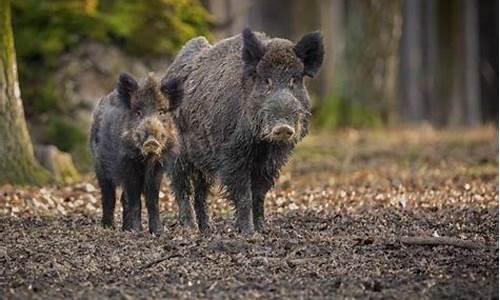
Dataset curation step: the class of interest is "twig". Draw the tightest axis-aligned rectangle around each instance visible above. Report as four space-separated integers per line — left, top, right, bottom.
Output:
250 256 326 266
141 253 180 270
287 257 326 265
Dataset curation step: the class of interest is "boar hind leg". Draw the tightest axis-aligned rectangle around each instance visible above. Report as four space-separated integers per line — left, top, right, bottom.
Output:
193 172 211 232
97 175 116 228
171 159 196 229
145 164 163 235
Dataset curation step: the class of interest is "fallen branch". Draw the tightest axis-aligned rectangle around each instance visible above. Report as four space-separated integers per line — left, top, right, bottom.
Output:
348 235 488 250
141 253 180 270
397 236 484 250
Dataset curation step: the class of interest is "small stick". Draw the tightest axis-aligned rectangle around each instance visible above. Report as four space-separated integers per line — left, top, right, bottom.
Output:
141 253 180 270
250 256 325 265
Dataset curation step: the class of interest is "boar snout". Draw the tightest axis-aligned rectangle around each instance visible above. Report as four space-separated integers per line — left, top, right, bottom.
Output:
135 117 167 156
271 124 295 141
142 137 162 155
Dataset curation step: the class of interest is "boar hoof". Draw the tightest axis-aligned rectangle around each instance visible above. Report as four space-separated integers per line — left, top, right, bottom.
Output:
149 226 163 236
101 219 114 229
149 221 163 236
122 222 142 232
236 223 255 236
198 223 213 234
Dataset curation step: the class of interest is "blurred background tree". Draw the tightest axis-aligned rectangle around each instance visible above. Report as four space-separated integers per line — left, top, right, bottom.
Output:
7 0 499 174
0 0 51 184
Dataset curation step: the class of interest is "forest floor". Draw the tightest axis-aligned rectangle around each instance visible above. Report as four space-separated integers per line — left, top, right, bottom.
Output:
0 127 498 299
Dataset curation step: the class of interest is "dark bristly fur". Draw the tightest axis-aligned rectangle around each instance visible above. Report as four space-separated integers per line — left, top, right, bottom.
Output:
90 73 183 234
163 28 324 234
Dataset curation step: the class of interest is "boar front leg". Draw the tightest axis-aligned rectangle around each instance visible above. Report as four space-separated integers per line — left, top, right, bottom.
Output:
251 178 273 232
96 170 116 228
227 176 254 235
122 175 143 231
145 164 163 235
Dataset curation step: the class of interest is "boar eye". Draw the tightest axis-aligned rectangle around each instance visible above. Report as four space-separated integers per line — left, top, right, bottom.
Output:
135 109 142 117
158 109 166 117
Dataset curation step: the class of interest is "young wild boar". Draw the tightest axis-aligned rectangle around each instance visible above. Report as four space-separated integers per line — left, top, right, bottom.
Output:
163 28 324 234
90 73 183 234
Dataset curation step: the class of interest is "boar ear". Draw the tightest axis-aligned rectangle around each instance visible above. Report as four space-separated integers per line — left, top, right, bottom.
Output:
242 28 265 77
117 73 138 108
160 77 183 111
294 31 324 78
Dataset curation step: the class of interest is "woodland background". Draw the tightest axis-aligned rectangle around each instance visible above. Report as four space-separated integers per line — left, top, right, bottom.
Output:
7 0 498 178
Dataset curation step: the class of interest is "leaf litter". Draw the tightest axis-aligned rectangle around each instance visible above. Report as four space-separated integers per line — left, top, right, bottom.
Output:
0 127 498 299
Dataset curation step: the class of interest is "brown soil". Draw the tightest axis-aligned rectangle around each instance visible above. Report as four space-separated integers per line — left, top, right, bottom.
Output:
0 127 498 299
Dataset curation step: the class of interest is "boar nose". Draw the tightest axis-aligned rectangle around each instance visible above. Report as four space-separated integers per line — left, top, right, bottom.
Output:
272 125 295 141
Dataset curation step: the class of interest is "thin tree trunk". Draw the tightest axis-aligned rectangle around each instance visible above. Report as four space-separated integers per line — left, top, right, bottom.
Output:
384 1 402 125
401 0 424 123
463 0 481 126
448 0 465 126
319 0 345 100
0 0 51 185
423 0 440 125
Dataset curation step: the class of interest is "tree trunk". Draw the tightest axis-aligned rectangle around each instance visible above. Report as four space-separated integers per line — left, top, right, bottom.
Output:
0 0 51 185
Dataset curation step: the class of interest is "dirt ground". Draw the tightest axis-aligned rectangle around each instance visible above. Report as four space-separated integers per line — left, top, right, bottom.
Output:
0 127 498 299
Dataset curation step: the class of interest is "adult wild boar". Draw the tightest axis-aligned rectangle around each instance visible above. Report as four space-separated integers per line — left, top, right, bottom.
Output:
164 28 324 234
90 73 183 234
